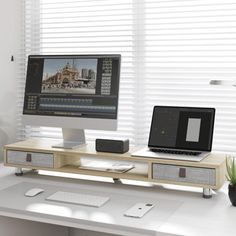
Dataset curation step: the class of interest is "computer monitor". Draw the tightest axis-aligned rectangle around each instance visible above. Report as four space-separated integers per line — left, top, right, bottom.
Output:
23 54 121 148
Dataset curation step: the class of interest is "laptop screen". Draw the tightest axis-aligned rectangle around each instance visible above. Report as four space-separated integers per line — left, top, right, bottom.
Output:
148 106 215 151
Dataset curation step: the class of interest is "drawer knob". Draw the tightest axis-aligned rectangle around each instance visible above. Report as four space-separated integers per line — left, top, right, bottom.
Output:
179 168 186 178
26 153 32 162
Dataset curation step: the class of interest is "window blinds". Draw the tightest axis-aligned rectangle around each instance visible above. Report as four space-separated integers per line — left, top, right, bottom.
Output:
18 0 236 152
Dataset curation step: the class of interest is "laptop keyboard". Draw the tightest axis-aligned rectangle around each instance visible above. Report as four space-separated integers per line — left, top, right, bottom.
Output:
150 149 201 156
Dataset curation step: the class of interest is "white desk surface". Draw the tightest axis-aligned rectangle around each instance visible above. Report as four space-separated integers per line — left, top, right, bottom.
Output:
0 164 235 236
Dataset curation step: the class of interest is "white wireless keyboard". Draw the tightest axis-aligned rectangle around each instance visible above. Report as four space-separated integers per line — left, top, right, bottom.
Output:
46 191 110 207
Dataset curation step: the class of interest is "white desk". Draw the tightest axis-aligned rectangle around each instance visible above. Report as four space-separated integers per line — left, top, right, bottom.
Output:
0 164 235 236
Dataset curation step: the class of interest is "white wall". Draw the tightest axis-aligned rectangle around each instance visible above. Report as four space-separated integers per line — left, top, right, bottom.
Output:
0 0 20 161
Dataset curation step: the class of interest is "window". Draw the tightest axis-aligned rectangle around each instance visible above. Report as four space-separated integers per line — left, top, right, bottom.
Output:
19 0 236 152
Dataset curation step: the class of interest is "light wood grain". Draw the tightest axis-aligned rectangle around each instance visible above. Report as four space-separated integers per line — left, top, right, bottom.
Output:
4 138 227 190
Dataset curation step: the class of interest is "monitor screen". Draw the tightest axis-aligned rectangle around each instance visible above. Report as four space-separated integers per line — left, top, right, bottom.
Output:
23 55 120 120
148 106 215 151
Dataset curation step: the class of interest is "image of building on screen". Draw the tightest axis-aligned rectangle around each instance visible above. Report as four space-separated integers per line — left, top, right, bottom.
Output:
42 58 97 94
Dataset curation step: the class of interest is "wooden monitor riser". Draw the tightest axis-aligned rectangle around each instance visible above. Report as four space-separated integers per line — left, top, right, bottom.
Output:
4 138 227 198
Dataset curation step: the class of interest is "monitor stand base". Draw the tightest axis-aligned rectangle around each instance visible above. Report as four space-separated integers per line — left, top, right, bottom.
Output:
52 128 86 149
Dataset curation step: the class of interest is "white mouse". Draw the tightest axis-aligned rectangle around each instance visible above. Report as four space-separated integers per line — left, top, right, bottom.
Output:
25 188 44 197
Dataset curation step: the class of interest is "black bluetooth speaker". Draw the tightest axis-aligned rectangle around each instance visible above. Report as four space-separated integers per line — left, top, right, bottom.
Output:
95 139 129 154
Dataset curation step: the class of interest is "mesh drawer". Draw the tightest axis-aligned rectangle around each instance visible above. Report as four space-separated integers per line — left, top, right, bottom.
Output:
7 150 54 168
152 163 216 186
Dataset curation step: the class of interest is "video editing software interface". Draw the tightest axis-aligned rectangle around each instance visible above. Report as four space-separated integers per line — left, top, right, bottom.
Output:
23 55 120 119
148 106 215 151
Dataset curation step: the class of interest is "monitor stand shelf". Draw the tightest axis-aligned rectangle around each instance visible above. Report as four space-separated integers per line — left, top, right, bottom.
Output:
4 138 226 199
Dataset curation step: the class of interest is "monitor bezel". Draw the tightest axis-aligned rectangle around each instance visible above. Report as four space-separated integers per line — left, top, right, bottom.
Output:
22 54 121 131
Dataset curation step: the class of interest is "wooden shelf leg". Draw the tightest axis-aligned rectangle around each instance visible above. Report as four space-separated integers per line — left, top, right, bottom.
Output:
15 168 23 176
203 188 212 199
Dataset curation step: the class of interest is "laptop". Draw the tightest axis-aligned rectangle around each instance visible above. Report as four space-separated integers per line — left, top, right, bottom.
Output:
132 106 215 162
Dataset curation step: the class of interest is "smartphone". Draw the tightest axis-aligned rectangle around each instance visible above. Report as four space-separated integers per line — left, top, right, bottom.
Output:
124 203 154 218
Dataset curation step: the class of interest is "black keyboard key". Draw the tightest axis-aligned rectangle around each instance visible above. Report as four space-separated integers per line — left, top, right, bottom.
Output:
150 149 201 156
